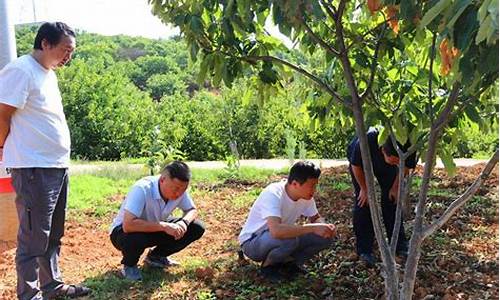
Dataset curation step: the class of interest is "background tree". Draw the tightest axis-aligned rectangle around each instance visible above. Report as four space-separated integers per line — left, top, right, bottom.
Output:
12 22 496 163
148 0 498 298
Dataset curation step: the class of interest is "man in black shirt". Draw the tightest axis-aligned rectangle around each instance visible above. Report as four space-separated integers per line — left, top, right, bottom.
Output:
347 127 417 266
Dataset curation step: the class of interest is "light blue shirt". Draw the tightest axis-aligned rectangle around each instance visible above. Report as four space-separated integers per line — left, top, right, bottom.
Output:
110 175 195 232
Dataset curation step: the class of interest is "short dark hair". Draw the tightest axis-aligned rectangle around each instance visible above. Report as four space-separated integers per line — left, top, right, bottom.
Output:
34 22 75 50
161 161 191 182
382 138 411 157
287 161 321 184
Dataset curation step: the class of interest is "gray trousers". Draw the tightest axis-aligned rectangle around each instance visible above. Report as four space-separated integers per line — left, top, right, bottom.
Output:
11 168 68 300
241 228 334 266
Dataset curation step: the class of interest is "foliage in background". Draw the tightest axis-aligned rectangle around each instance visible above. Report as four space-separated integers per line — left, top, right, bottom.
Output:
58 59 158 160
13 24 496 161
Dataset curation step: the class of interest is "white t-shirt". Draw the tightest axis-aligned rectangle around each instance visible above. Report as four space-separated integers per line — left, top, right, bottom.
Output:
238 180 319 245
110 175 196 232
0 55 71 168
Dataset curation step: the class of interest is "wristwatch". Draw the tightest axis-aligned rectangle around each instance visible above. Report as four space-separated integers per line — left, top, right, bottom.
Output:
180 218 190 227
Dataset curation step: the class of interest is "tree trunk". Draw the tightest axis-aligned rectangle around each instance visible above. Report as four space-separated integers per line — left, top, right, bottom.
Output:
335 1 399 298
400 84 460 298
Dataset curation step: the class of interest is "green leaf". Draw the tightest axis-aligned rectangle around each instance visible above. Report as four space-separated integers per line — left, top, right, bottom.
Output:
408 127 421 145
464 105 482 124
256 10 269 24
476 15 492 44
222 60 233 88
419 0 452 29
311 1 325 20
197 54 211 84
224 0 235 17
378 126 390 146
272 4 285 26
212 53 224 86
477 42 499 75
393 117 408 144
189 42 199 62
446 0 472 30
258 62 279 84
454 7 478 52
387 69 398 80
190 16 205 36
354 51 370 68
459 44 476 83
400 0 417 22
222 18 236 43
439 148 456 177
478 0 492 22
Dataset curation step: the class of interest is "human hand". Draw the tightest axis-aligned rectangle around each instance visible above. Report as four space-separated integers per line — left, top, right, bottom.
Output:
313 224 336 238
162 222 183 240
357 189 368 207
326 223 337 238
176 220 188 236
389 185 399 203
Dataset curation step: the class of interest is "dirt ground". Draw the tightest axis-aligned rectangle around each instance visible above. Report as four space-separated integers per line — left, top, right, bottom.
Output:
0 164 498 299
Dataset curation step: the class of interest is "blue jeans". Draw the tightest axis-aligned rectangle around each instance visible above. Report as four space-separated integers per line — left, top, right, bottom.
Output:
11 168 68 300
241 228 334 266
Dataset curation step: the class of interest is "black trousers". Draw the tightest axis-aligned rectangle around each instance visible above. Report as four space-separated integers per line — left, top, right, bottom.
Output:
110 217 205 266
349 166 407 255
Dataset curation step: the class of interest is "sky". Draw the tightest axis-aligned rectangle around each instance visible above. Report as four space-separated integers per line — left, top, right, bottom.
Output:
10 0 291 45
11 0 179 39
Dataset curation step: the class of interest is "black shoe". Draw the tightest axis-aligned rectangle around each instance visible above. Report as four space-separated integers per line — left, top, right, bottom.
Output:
283 262 308 276
359 253 376 268
260 265 286 283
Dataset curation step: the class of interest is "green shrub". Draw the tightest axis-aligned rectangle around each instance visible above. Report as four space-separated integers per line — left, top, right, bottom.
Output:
59 59 158 160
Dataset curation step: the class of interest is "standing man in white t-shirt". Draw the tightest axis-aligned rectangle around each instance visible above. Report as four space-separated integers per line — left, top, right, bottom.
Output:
239 161 336 282
0 23 90 300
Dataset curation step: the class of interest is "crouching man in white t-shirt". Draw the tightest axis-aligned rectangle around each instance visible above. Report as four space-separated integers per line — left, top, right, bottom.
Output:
238 161 336 282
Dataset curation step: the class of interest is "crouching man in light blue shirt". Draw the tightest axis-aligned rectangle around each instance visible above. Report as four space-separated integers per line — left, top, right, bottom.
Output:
110 161 205 281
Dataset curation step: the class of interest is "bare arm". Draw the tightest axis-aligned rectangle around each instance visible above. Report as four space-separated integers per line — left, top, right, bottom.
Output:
180 208 197 224
352 164 369 207
122 210 183 239
0 103 16 146
267 216 334 239
351 164 367 191
122 210 165 233
308 214 337 236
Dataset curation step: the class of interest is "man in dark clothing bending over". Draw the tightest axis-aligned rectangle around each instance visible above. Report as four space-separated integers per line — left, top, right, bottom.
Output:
347 127 417 267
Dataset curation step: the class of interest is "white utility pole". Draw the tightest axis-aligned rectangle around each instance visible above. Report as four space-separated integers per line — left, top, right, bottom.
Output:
0 0 17 70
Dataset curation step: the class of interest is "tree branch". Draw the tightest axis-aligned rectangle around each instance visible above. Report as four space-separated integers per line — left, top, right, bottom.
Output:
300 17 340 56
346 20 387 52
360 26 385 101
402 82 462 298
388 131 407 255
336 1 399 297
242 55 349 108
428 33 437 122
320 0 337 23
422 149 499 239
412 83 460 228
432 83 461 133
